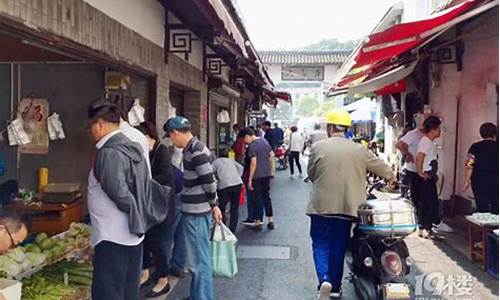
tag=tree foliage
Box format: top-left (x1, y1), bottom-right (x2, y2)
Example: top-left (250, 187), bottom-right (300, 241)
top-left (296, 95), bottom-right (320, 117)
top-left (270, 102), bottom-right (294, 121)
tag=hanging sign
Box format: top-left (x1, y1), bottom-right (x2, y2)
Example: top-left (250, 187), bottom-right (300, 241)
top-left (19, 98), bottom-right (49, 154)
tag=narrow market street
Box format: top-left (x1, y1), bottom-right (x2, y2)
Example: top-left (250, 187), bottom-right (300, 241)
top-left (158, 162), bottom-right (499, 300)
top-left (0, 0), bottom-right (498, 299)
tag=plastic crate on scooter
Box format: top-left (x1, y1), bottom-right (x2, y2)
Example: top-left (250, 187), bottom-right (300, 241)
top-left (357, 198), bottom-right (417, 237)
top-left (487, 232), bottom-right (499, 279)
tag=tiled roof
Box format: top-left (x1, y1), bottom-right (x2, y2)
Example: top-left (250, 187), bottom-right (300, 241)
top-left (259, 50), bottom-right (351, 65)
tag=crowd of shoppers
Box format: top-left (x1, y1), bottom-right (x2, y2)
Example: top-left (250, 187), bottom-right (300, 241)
top-left (90, 98), bottom-right (486, 300)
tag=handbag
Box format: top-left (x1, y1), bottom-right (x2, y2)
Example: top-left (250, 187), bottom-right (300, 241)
top-left (210, 222), bottom-right (238, 278)
top-left (239, 185), bottom-right (246, 206)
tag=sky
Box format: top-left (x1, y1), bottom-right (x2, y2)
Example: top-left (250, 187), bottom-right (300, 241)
top-left (235, 0), bottom-right (399, 50)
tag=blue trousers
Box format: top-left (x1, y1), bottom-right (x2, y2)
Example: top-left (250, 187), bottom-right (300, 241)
top-left (310, 215), bottom-right (353, 290)
top-left (179, 213), bottom-right (213, 300)
top-left (171, 194), bottom-right (186, 270)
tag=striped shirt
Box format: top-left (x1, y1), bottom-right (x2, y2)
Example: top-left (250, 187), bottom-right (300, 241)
top-left (181, 137), bottom-right (217, 215)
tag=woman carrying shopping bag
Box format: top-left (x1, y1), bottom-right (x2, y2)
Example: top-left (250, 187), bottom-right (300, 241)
top-left (212, 151), bottom-right (244, 234)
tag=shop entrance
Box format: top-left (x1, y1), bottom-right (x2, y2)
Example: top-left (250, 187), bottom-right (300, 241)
top-left (169, 85), bottom-right (185, 117)
top-left (0, 29), bottom-right (155, 233)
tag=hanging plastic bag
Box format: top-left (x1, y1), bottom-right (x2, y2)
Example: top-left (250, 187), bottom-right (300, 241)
top-left (47, 113), bottom-right (66, 140)
top-left (127, 98), bottom-right (145, 126)
top-left (210, 222), bottom-right (238, 278)
top-left (7, 116), bottom-right (30, 146)
top-left (216, 110), bottom-right (230, 124)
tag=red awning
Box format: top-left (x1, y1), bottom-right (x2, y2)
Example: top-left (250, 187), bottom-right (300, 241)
top-left (276, 91), bottom-right (292, 103)
top-left (330, 0), bottom-right (497, 96)
top-left (354, 0), bottom-right (480, 68)
top-left (376, 79), bottom-right (407, 95)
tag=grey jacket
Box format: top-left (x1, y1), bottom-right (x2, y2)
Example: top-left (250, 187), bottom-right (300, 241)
top-left (307, 135), bottom-right (394, 217)
top-left (95, 133), bottom-right (171, 236)
top-left (212, 158), bottom-right (244, 190)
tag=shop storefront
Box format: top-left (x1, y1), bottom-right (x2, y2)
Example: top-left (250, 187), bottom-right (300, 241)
top-left (0, 31), bottom-right (157, 299)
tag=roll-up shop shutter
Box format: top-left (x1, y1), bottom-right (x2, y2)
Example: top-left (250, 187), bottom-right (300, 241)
top-left (209, 91), bottom-right (230, 108)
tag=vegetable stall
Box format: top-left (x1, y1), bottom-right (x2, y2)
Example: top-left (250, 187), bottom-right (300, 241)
top-left (0, 223), bottom-right (93, 300)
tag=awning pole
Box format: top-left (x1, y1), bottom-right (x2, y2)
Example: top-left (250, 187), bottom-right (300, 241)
top-left (451, 95), bottom-right (461, 216)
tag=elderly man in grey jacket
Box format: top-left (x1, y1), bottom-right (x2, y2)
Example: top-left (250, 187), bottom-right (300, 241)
top-left (307, 109), bottom-right (394, 300)
top-left (87, 100), bottom-right (168, 300)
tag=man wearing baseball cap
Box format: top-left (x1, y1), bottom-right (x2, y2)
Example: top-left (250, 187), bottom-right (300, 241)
top-left (163, 116), bottom-right (221, 300)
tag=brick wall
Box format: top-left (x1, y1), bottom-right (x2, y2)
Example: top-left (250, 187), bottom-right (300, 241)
top-left (0, 0), bottom-right (208, 139)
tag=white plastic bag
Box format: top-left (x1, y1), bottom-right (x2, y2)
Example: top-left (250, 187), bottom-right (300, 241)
top-left (7, 116), bottom-right (30, 146)
top-left (211, 222), bottom-right (238, 277)
top-left (127, 98), bottom-right (145, 126)
top-left (216, 110), bottom-right (230, 124)
top-left (47, 113), bottom-right (66, 140)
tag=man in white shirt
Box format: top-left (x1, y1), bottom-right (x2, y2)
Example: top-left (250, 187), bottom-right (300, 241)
top-left (395, 123), bottom-right (425, 210)
top-left (288, 126), bottom-right (304, 177)
top-left (416, 116), bottom-right (442, 239)
top-left (87, 100), bottom-right (152, 300)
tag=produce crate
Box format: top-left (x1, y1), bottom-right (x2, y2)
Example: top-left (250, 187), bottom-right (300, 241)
top-left (487, 232), bottom-right (499, 279)
top-left (0, 278), bottom-right (22, 300)
top-left (5, 201), bottom-right (84, 234)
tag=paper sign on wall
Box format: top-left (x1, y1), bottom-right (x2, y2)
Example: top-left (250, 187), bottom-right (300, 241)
top-left (19, 98), bottom-right (49, 154)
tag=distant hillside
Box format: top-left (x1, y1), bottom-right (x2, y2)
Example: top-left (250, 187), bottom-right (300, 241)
top-left (298, 38), bottom-right (359, 51)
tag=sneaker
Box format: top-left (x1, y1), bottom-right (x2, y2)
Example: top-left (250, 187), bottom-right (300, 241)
top-left (317, 281), bottom-right (332, 300)
top-left (330, 287), bottom-right (342, 298)
top-left (242, 219), bottom-right (255, 226)
top-left (298, 173), bottom-right (303, 178)
top-left (267, 222), bottom-right (275, 230)
top-left (425, 231), bottom-right (444, 240)
top-left (418, 229), bottom-right (424, 238)
top-left (433, 222), bottom-right (453, 233)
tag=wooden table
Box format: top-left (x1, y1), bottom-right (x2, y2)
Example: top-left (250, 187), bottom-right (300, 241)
top-left (4, 200), bottom-right (84, 234)
top-left (465, 216), bottom-right (499, 270)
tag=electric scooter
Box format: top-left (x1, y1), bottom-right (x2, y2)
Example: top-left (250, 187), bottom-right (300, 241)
top-left (347, 181), bottom-right (416, 300)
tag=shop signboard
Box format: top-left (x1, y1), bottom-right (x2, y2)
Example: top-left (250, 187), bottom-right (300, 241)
top-left (281, 66), bottom-right (324, 81)
top-left (19, 98), bottom-right (49, 154)
top-left (201, 103), bottom-right (208, 128)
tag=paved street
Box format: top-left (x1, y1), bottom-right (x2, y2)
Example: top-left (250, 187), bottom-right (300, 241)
top-left (157, 160), bottom-right (499, 300)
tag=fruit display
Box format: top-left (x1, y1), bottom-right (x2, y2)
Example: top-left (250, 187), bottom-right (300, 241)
top-left (0, 223), bottom-right (93, 299)
top-left (60, 222), bottom-right (91, 250)
top-left (0, 247), bottom-right (46, 277)
top-left (0, 223), bottom-right (91, 279)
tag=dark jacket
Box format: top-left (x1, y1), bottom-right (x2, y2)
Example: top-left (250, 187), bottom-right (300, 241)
top-left (150, 142), bottom-right (176, 224)
top-left (95, 133), bottom-right (170, 236)
top-left (264, 129), bottom-right (277, 149)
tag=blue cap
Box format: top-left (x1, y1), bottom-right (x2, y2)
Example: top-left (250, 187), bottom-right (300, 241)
top-left (163, 116), bottom-right (191, 138)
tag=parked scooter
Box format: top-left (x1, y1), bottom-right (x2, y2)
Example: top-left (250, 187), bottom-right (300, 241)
top-left (274, 144), bottom-right (288, 170)
top-left (347, 180), bottom-right (417, 300)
